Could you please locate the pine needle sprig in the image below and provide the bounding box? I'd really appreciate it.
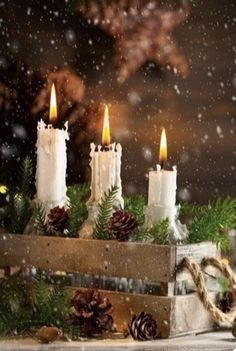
[18,157,33,197]
[5,192,32,234]
[0,277,70,335]
[187,197,236,250]
[132,219,169,245]
[67,184,89,237]
[124,195,145,226]
[34,204,48,234]
[34,279,69,328]
[94,186,119,240]
[2,157,34,234]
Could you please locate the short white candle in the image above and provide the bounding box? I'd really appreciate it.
[146,128,177,225]
[35,84,69,210]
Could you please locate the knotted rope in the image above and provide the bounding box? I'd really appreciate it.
[182,257,236,327]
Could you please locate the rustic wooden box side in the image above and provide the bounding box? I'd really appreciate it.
[170,293,216,337]
[0,234,176,283]
[70,288,173,338]
[176,242,220,265]
[0,234,221,338]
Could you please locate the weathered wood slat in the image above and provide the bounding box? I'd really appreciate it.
[0,234,176,282]
[176,242,220,265]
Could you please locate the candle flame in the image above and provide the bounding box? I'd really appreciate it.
[159,128,167,164]
[102,104,111,145]
[49,83,57,123]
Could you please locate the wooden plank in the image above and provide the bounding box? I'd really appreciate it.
[170,293,216,337]
[69,287,172,338]
[176,242,220,266]
[0,234,176,283]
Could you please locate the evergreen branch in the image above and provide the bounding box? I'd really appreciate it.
[18,157,33,197]
[67,184,89,237]
[132,219,169,245]
[187,197,236,250]
[5,192,33,234]
[2,157,34,234]
[124,195,146,226]
[150,219,169,244]
[94,186,119,240]
[34,204,48,234]
[0,277,70,335]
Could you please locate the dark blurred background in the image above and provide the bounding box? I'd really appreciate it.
[0,0,236,203]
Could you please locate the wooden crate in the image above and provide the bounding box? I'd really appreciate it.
[0,234,220,338]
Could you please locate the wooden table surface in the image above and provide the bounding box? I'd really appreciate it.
[1,332,236,351]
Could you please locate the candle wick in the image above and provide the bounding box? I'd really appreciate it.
[160,160,164,170]
[101,145,110,152]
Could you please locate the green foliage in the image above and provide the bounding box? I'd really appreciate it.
[94,186,119,240]
[184,197,236,250]
[2,157,33,234]
[34,279,69,329]
[34,204,48,234]
[0,277,70,336]
[0,279,32,334]
[217,276,230,296]
[124,195,146,226]
[18,157,33,197]
[67,184,89,237]
[133,219,169,245]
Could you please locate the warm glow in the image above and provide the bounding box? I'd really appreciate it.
[49,83,57,123]
[102,105,111,145]
[0,185,8,194]
[159,128,167,164]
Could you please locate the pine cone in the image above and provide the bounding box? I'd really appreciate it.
[217,291,234,313]
[108,210,138,241]
[129,312,158,341]
[47,206,69,233]
[71,289,113,337]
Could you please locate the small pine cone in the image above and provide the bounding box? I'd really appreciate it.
[108,210,138,241]
[71,289,113,337]
[217,291,234,313]
[47,206,69,233]
[128,312,158,341]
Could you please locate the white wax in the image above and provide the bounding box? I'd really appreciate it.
[88,142,123,207]
[148,165,177,207]
[36,120,69,207]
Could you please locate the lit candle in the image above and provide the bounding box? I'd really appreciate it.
[88,105,123,207]
[148,128,177,223]
[35,84,69,210]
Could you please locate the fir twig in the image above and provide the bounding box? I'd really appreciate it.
[186,197,236,250]
[0,277,70,335]
[18,157,33,197]
[3,157,34,234]
[132,219,169,245]
[94,186,119,240]
[34,204,48,234]
[67,184,89,237]
[124,195,145,226]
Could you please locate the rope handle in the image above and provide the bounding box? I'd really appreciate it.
[181,256,236,326]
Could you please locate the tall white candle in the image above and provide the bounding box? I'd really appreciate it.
[88,105,123,208]
[35,84,69,210]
